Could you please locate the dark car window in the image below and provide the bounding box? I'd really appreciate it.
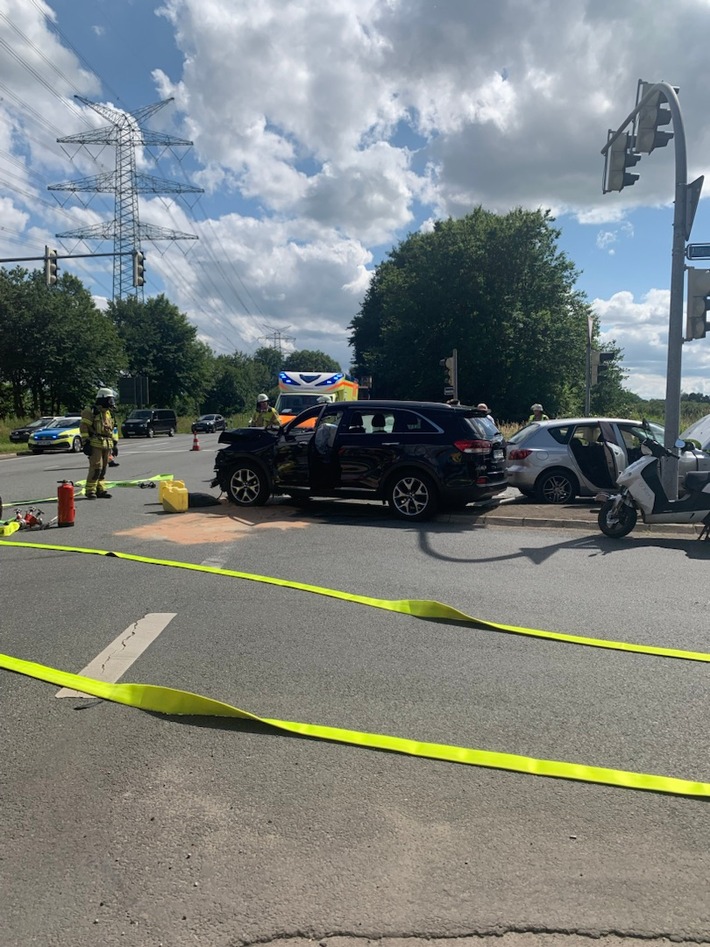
[463,415,498,439]
[386,410,436,434]
[506,423,538,445]
[618,422,663,444]
[547,425,574,444]
[287,407,323,434]
[128,410,152,419]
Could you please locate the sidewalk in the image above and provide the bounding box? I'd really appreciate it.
[468,489,703,538]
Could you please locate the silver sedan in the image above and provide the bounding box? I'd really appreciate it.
[505,417,710,503]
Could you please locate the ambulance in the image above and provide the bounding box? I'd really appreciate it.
[274,371,359,426]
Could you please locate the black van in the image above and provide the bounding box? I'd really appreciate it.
[121,408,178,438]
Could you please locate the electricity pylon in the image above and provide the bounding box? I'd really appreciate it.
[260,324,295,356]
[48,95,203,300]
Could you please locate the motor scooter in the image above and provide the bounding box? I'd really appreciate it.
[596,437,710,538]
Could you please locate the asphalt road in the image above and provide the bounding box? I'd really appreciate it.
[2,436,710,947]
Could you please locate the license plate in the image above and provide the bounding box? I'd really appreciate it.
[494,449,504,460]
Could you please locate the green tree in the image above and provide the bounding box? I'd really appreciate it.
[108,294,211,411]
[0,267,125,415]
[590,343,627,416]
[282,349,342,373]
[202,351,272,415]
[349,208,620,421]
[253,346,282,391]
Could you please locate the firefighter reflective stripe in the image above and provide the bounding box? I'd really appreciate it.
[81,406,115,448]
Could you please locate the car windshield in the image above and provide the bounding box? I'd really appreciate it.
[277,394,327,414]
[197,415,215,421]
[627,421,664,443]
[128,410,152,419]
[26,419,52,430]
[463,415,500,438]
[55,418,79,429]
[506,422,539,445]
[681,415,710,448]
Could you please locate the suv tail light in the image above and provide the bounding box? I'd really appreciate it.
[454,439,491,455]
[508,448,532,460]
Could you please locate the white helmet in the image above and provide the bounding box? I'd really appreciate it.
[256,393,269,403]
[530,403,543,412]
[96,387,114,399]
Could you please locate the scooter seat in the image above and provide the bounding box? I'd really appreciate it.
[683,471,710,493]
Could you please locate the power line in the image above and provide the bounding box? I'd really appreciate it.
[50,95,203,299]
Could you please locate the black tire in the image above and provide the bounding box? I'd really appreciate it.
[534,467,578,504]
[387,470,438,521]
[226,463,270,506]
[598,498,637,538]
[517,487,535,498]
[168,427,175,437]
[30,449,42,455]
[71,436,82,453]
[147,427,155,438]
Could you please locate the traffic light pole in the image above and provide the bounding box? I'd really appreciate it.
[602,82,692,500]
[0,251,137,263]
[664,86,689,499]
[0,248,146,291]
[585,314,593,414]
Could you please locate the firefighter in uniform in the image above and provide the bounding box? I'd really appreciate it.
[80,387,119,499]
[249,393,280,429]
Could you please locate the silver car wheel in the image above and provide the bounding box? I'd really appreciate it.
[535,468,577,504]
[388,472,437,521]
[227,464,269,506]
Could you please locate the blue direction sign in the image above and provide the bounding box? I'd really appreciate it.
[686,243,710,260]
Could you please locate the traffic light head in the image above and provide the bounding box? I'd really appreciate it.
[439,355,455,384]
[132,249,146,287]
[603,130,641,193]
[635,82,673,154]
[44,246,59,287]
[686,267,710,340]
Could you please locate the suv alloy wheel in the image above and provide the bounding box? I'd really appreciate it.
[387,469,438,521]
[227,463,269,506]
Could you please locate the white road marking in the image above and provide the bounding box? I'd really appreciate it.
[56,613,177,699]
[200,539,245,569]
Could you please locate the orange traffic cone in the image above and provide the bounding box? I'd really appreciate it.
[191,431,201,451]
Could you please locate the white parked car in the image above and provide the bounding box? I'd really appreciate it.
[680,414,710,451]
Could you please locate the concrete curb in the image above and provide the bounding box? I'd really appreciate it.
[472,511,703,538]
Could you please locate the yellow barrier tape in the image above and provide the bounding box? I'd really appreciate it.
[1,650,708,798]
[2,538,710,663]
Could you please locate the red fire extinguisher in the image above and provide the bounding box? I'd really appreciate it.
[57,480,75,528]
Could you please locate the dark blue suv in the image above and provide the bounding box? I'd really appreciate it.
[212,400,507,521]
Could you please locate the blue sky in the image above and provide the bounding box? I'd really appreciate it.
[3,0,710,400]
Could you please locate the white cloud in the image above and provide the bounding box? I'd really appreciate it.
[592,288,710,398]
[5,0,710,391]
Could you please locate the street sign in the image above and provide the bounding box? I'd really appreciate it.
[444,386,454,398]
[686,243,710,260]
